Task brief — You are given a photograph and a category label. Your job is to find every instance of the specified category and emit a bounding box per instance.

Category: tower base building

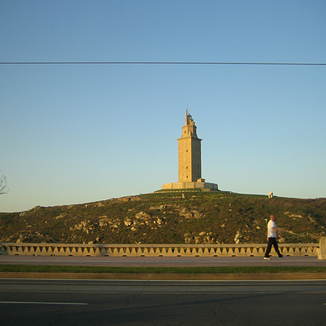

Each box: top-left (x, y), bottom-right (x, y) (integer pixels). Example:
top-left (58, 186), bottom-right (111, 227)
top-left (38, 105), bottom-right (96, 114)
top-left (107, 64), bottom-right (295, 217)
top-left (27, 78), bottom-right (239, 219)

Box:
top-left (161, 112), bottom-right (218, 192)
top-left (162, 180), bottom-right (218, 191)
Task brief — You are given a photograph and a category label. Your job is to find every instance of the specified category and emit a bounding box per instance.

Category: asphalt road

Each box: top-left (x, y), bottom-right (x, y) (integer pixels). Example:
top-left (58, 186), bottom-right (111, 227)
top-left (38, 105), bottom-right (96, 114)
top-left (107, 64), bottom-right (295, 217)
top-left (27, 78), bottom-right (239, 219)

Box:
top-left (1, 255), bottom-right (326, 266)
top-left (1, 279), bottom-right (325, 326)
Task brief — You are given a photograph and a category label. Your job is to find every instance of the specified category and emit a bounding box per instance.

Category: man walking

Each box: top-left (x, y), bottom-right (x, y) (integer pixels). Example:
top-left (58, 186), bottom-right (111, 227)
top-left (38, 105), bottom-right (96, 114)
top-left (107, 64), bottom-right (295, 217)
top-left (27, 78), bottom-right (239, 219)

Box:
top-left (264, 215), bottom-right (283, 259)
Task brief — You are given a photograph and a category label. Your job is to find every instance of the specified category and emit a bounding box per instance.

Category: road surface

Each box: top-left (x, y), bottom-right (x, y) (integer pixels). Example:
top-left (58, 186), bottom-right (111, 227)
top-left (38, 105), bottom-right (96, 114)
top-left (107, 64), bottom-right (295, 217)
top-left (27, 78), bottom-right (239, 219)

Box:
top-left (1, 279), bottom-right (325, 326)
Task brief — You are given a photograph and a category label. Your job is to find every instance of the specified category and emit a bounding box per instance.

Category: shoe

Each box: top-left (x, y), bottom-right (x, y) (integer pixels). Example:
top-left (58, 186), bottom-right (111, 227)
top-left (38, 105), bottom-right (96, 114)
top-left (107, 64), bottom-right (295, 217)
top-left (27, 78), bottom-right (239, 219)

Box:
top-left (263, 257), bottom-right (270, 260)
top-left (278, 254), bottom-right (283, 258)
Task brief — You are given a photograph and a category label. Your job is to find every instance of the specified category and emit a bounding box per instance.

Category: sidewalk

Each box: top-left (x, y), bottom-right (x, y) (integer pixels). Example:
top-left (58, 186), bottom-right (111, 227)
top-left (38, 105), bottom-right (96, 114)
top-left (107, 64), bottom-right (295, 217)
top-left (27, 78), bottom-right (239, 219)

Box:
top-left (1, 255), bottom-right (325, 267)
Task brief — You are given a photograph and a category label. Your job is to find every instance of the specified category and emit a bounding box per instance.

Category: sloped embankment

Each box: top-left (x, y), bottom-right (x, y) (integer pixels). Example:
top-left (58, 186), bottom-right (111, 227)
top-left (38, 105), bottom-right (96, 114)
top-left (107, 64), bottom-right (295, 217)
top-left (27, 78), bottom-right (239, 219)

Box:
top-left (0, 192), bottom-right (325, 244)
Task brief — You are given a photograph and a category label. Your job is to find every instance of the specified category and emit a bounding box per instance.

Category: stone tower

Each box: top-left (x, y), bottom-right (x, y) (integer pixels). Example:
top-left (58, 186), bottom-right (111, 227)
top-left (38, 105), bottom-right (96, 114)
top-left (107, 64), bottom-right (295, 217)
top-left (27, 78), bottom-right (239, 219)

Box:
top-left (161, 112), bottom-right (218, 192)
top-left (178, 111), bottom-right (202, 182)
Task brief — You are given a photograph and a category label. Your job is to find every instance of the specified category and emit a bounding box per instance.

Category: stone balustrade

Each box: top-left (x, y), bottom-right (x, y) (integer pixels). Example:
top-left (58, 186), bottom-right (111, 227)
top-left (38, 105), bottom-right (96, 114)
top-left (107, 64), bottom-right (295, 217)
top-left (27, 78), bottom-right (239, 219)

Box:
top-left (0, 242), bottom-right (319, 257)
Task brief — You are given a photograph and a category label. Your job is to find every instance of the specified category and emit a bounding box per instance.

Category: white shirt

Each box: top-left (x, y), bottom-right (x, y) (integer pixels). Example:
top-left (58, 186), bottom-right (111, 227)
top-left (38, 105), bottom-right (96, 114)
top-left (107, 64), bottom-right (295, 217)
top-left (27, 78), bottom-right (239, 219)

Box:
top-left (267, 220), bottom-right (277, 238)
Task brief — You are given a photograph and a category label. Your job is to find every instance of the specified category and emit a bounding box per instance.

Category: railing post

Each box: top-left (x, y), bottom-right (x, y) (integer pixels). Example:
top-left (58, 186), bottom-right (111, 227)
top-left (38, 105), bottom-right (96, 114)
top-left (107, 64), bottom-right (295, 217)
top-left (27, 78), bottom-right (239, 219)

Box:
top-left (318, 237), bottom-right (326, 259)
top-left (0, 244), bottom-right (7, 255)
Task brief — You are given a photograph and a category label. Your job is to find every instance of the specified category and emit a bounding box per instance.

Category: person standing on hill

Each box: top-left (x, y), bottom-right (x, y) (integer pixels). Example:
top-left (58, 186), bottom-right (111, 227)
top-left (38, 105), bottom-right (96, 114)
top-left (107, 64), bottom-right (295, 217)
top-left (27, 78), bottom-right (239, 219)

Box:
top-left (264, 215), bottom-right (283, 259)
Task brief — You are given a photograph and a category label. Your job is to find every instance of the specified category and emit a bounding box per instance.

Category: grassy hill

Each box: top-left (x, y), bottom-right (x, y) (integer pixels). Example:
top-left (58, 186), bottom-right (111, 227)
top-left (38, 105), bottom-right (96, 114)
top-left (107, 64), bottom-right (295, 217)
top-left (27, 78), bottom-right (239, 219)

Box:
top-left (0, 191), bottom-right (325, 244)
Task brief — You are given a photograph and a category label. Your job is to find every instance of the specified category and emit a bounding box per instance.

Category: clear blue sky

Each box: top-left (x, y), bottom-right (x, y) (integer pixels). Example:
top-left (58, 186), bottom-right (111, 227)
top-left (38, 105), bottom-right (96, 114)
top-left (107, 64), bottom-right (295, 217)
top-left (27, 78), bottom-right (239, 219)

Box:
top-left (1, 0), bottom-right (325, 212)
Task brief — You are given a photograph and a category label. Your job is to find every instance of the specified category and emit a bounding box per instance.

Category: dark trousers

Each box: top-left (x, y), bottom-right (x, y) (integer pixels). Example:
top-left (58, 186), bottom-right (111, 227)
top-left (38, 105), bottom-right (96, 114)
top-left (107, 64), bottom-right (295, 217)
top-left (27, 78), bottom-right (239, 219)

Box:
top-left (264, 237), bottom-right (282, 257)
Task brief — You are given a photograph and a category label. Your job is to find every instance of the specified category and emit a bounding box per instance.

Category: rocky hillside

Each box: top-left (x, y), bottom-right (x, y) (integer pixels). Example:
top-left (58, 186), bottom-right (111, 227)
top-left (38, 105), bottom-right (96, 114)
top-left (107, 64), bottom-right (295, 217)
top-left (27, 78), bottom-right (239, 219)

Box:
top-left (0, 191), bottom-right (325, 244)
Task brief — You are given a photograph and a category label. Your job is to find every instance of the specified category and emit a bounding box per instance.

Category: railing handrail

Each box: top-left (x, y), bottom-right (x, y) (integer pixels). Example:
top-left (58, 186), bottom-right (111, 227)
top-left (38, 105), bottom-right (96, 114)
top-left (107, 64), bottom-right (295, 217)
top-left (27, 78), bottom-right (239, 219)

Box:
top-left (0, 242), bottom-right (319, 248)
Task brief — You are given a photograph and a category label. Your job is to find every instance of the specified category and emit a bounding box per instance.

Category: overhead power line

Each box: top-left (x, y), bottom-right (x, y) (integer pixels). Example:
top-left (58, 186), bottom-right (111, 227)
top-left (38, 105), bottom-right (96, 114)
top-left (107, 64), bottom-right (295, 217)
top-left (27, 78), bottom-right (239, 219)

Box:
top-left (0, 61), bottom-right (325, 66)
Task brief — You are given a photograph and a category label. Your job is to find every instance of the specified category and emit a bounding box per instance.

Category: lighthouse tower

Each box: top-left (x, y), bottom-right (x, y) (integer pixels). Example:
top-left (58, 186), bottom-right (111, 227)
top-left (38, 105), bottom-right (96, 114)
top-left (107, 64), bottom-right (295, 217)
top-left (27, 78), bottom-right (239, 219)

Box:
top-left (178, 111), bottom-right (202, 183)
top-left (161, 112), bottom-right (218, 192)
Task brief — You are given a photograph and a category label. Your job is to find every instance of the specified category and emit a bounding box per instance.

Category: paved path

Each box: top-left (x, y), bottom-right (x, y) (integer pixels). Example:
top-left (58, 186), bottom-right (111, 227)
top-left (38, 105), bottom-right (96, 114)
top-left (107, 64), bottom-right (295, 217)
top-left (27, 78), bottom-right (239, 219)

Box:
top-left (1, 279), bottom-right (326, 326)
top-left (1, 255), bottom-right (326, 266)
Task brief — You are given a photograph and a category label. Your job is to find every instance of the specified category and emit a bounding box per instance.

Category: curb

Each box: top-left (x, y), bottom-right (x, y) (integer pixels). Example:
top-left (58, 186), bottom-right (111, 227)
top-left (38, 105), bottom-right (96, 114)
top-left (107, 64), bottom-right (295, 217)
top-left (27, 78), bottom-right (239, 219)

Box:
top-left (1, 272), bottom-right (326, 280)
